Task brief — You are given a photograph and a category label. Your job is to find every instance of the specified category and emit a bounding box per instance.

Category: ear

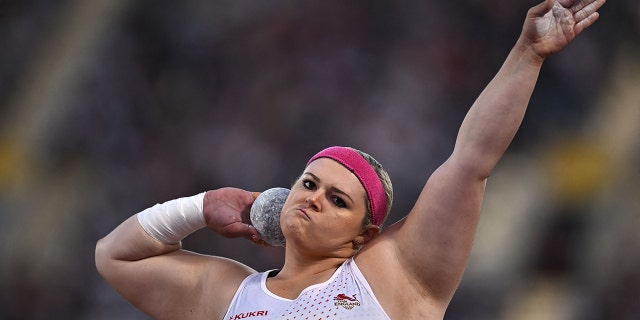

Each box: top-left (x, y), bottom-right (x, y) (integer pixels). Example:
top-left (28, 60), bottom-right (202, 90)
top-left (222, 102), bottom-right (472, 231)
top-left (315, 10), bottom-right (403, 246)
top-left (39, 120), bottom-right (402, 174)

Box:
top-left (353, 225), bottom-right (380, 247)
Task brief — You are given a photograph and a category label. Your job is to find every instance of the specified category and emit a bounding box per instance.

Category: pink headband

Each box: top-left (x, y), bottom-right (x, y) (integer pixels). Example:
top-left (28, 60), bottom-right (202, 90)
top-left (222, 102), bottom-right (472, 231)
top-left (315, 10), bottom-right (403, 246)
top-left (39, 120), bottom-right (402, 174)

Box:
top-left (307, 146), bottom-right (387, 226)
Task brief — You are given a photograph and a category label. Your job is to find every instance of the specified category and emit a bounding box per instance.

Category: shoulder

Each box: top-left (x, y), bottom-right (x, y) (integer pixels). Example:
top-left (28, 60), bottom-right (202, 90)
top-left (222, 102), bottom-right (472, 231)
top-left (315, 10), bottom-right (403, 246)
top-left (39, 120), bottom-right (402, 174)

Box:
top-left (198, 255), bottom-right (258, 319)
top-left (353, 223), bottom-right (448, 319)
top-left (122, 251), bottom-right (258, 320)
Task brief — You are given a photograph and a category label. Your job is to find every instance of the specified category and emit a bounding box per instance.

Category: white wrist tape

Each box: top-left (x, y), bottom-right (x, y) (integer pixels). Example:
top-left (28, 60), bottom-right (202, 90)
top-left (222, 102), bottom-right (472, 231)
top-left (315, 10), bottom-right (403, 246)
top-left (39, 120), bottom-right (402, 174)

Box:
top-left (137, 192), bottom-right (206, 244)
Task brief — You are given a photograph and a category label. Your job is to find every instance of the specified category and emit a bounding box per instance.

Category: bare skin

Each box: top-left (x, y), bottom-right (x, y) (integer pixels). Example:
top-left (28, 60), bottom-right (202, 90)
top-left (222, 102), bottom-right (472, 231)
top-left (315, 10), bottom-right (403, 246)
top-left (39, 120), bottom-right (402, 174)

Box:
top-left (95, 1), bottom-right (606, 319)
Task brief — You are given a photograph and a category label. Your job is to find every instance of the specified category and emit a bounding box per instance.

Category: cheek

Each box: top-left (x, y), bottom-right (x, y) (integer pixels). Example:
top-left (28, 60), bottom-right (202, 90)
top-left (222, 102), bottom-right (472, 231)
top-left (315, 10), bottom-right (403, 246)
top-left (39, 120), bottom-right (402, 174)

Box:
top-left (278, 198), bottom-right (296, 224)
top-left (278, 204), bottom-right (304, 238)
top-left (317, 212), bottom-right (361, 237)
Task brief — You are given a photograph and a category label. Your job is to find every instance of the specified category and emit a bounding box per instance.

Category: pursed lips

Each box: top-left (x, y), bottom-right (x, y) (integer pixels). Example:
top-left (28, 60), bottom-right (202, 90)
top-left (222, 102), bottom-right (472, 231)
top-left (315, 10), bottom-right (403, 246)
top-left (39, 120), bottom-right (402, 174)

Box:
top-left (297, 208), bottom-right (311, 220)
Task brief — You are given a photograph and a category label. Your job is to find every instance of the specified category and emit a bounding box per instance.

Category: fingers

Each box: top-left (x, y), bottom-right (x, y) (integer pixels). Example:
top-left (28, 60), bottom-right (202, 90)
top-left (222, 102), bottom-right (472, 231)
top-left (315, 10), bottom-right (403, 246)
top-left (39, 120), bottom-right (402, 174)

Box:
top-left (245, 227), bottom-right (263, 243)
top-left (557, 0), bottom-right (573, 7)
top-left (569, 0), bottom-right (604, 35)
top-left (560, 0), bottom-right (606, 16)
top-left (572, 0), bottom-right (605, 21)
top-left (251, 238), bottom-right (272, 247)
top-left (530, 0), bottom-right (555, 17)
top-left (545, 0), bottom-right (604, 36)
top-left (243, 225), bottom-right (273, 246)
top-left (575, 11), bottom-right (600, 34)
top-left (243, 224), bottom-right (269, 246)
top-left (220, 222), bottom-right (269, 245)
top-left (218, 221), bottom-right (259, 238)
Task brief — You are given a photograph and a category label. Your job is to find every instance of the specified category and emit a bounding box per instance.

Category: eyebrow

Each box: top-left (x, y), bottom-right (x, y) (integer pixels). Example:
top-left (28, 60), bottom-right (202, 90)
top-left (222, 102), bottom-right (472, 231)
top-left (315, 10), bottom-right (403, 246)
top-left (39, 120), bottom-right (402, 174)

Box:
top-left (303, 172), bottom-right (355, 205)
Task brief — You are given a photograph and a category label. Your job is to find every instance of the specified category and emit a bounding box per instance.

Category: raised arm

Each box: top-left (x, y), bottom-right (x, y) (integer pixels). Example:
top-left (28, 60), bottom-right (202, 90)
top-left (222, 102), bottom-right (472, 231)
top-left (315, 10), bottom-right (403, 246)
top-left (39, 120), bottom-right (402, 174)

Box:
top-left (95, 188), bottom-right (261, 320)
top-left (390, 0), bottom-right (605, 303)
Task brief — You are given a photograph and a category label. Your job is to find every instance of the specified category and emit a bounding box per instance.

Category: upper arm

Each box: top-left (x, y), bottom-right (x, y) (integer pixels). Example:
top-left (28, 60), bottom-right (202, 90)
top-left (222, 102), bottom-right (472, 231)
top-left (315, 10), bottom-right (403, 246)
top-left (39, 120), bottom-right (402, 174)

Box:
top-left (390, 155), bottom-right (487, 302)
top-left (95, 217), bottom-right (255, 319)
top-left (368, 41), bottom-right (542, 305)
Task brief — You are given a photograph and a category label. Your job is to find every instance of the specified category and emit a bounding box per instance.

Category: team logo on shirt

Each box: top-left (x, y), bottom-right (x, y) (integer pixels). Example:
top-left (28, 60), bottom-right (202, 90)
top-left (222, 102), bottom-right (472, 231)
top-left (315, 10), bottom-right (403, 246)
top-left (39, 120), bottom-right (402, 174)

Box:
top-left (333, 293), bottom-right (361, 310)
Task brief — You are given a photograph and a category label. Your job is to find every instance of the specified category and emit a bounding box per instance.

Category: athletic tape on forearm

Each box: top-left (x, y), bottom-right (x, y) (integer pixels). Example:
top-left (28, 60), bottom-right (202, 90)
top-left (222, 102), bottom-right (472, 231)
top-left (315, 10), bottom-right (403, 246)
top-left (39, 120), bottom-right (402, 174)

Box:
top-left (137, 192), bottom-right (206, 244)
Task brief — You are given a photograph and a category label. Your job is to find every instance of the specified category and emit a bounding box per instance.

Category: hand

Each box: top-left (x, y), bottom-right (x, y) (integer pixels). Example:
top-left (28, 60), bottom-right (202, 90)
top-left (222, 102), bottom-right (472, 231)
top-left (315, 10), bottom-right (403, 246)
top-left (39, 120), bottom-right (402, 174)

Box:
top-left (521, 0), bottom-right (606, 59)
top-left (203, 187), bottom-right (263, 243)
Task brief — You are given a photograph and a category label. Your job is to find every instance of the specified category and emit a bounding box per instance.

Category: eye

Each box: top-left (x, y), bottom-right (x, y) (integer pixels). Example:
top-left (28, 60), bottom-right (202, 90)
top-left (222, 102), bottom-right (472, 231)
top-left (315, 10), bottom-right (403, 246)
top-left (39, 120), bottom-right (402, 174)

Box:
top-left (331, 195), bottom-right (347, 208)
top-left (302, 179), bottom-right (316, 190)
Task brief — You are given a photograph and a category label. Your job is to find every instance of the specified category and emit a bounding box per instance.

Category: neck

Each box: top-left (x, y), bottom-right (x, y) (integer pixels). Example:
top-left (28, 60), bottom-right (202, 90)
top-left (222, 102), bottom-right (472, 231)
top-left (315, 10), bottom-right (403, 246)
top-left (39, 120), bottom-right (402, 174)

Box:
top-left (276, 245), bottom-right (352, 281)
top-left (266, 249), bottom-right (350, 300)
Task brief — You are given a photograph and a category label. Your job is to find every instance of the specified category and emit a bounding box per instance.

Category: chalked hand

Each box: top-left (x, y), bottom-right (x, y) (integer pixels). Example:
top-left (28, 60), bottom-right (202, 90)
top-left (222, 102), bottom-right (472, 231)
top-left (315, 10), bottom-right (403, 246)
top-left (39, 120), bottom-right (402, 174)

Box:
top-left (250, 187), bottom-right (289, 247)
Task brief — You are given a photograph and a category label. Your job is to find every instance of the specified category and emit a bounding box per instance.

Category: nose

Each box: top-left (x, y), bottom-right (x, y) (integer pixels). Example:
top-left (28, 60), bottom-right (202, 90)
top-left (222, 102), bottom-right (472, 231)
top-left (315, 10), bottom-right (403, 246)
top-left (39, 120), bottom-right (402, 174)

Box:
top-left (305, 193), bottom-right (321, 211)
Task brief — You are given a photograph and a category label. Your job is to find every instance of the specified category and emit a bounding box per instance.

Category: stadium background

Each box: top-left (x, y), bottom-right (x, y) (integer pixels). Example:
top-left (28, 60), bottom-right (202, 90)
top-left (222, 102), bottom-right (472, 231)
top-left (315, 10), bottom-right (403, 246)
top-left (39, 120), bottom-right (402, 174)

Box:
top-left (1, 1), bottom-right (638, 319)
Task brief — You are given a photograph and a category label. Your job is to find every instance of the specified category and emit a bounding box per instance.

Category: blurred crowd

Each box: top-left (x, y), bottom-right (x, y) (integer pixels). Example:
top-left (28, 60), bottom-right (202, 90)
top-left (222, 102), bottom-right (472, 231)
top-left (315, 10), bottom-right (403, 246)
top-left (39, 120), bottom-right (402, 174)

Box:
top-left (1, 0), bottom-right (638, 319)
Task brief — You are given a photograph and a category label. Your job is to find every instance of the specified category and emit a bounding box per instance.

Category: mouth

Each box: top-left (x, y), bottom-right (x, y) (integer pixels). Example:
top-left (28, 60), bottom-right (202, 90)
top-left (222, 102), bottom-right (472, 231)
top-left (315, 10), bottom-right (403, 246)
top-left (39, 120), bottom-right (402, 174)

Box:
top-left (296, 208), bottom-right (310, 220)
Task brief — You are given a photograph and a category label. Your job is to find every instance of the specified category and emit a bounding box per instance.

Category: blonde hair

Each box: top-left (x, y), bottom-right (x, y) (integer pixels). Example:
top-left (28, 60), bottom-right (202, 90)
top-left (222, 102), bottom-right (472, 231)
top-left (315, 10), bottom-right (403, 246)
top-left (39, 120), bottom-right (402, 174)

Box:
top-left (349, 147), bottom-right (393, 227)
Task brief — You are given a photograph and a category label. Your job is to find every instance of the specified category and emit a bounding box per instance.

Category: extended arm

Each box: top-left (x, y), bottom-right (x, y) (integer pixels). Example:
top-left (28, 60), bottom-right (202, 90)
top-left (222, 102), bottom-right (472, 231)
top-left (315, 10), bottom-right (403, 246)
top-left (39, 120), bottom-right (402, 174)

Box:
top-left (95, 188), bottom-right (261, 320)
top-left (390, 0), bottom-right (605, 303)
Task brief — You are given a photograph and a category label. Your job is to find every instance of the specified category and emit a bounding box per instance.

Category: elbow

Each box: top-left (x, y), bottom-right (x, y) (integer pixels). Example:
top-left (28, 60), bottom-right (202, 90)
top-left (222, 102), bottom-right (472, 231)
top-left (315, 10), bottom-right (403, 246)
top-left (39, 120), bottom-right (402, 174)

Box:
top-left (95, 237), bottom-right (112, 279)
top-left (449, 151), bottom-right (496, 181)
top-left (95, 237), bottom-right (123, 287)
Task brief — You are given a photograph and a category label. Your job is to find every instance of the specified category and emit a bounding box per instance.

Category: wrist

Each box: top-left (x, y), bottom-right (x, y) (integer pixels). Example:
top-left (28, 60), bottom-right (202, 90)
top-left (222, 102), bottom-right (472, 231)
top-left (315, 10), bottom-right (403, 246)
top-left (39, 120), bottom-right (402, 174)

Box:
top-left (515, 37), bottom-right (546, 67)
top-left (137, 192), bottom-right (206, 244)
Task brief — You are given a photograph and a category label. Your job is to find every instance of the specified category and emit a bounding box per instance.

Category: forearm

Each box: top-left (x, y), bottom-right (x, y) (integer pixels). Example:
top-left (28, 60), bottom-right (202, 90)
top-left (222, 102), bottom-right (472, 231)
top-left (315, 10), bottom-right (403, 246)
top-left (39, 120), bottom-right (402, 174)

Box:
top-left (95, 216), bottom-right (180, 264)
top-left (94, 191), bottom-right (252, 319)
top-left (454, 38), bottom-right (544, 177)
top-left (96, 193), bottom-right (206, 264)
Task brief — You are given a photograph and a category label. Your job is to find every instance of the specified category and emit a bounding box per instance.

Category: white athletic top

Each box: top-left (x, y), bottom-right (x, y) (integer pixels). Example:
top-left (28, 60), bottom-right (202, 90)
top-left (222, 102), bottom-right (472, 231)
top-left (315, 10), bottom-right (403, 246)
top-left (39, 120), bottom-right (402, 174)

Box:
top-left (222, 258), bottom-right (390, 320)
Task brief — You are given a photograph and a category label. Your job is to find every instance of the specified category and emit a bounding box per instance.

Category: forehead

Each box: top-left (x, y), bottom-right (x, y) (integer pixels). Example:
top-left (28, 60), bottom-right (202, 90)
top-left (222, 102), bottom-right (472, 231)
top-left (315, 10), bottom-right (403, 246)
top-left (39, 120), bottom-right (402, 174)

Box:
top-left (304, 158), bottom-right (365, 195)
